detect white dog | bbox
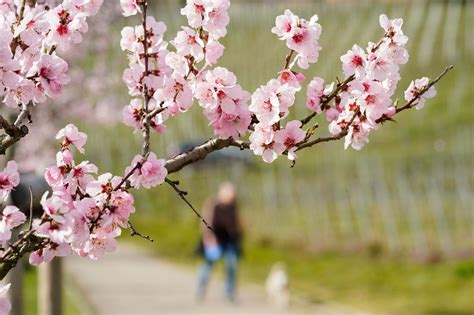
[265,262,290,309]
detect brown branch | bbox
[284,50,294,69]
[128,220,153,242]
[140,1,151,157]
[165,178,213,231]
[0,102,32,155]
[28,186,34,231]
[165,138,236,174]
[0,230,44,280]
[297,108,360,151]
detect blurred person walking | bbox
[196,182,243,302]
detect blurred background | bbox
[10,0,473,314]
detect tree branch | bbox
[165,178,213,231]
[0,102,32,155]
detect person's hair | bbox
[217,182,236,205]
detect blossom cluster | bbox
[0,161,26,255]
[121,0,241,139]
[28,124,166,264]
[324,14,435,150]
[248,10,318,163]
[0,0,103,109]
[272,9,322,69]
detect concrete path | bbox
[66,243,372,315]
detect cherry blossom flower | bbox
[379,14,408,46]
[0,283,11,315]
[249,123,284,163]
[274,120,306,160]
[0,206,26,242]
[126,153,167,189]
[33,54,70,98]
[205,40,225,65]
[404,77,436,110]
[203,0,230,39]
[56,124,87,153]
[278,70,304,90]
[120,0,141,17]
[46,5,88,51]
[0,161,20,201]
[249,79,296,125]
[306,77,326,113]
[161,75,193,115]
[172,27,205,62]
[272,10,321,69]
[340,44,367,78]
[181,0,207,28]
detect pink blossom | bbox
[274,120,306,160]
[272,9,298,39]
[56,149,74,166]
[203,0,230,39]
[0,206,26,242]
[272,10,321,69]
[44,166,64,188]
[379,14,408,45]
[126,153,167,189]
[34,54,70,98]
[165,52,189,77]
[209,97,251,139]
[278,70,304,90]
[82,233,117,260]
[340,44,367,78]
[3,206,26,229]
[181,0,207,28]
[64,161,98,194]
[122,98,144,130]
[249,123,284,163]
[85,173,115,197]
[404,77,436,110]
[172,27,205,62]
[306,77,326,113]
[120,0,141,17]
[46,5,88,51]
[29,242,71,266]
[249,79,296,125]
[161,75,193,115]
[105,191,135,228]
[56,124,87,153]
[0,283,11,315]
[205,40,224,65]
[0,161,20,201]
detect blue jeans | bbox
[197,244,238,301]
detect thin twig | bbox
[165,178,213,231]
[128,220,153,242]
[113,161,142,191]
[297,108,360,151]
[284,50,294,69]
[28,186,33,231]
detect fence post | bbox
[38,258,63,315]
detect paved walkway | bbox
[66,243,371,315]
